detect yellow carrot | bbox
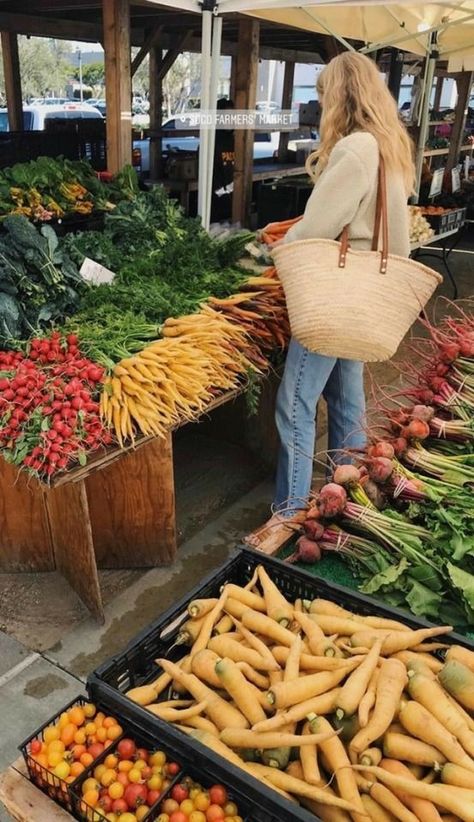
[350,659,408,755]
[252,688,341,733]
[335,638,383,719]
[310,599,409,632]
[358,668,379,729]
[158,658,248,730]
[361,794,398,822]
[191,649,222,688]
[439,659,474,712]
[188,597,218,619]
[293,611,341,657]
[399,700,474,773]
[359,748,383,767]
[271,645,356,671]
[222,584,266,612]
[241,609,303,647]
[382,733,445,767]
[125,684,157,706]
[445,645,474,673]
[380,759,443,822]
[246,763,358,812]
[369,783,418,822]
[230,617,279,669]
[207,635,278,671]
[392,651,442,674]
[179,715,220,736]
[407,671,474,758]
[215,657,267,726]
[220,726,338,750]
[300,721,321,785]
[309,714,366,822]
[441,762,474,789]
[257,565,293,627]
[350,626,453,656]
[267,660,359,710]
[146,701,207,722]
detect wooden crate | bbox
[0,758,74,822]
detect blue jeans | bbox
[274,338,366,514]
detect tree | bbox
[76,61,105,93]
[0,36,71,100]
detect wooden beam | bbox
[155,30,192,84]
[232,18,259,227]
[149,41,163,179]
[277,61,295,162]
[103,0,132,174]
[0,10,103,42]
[131,23,163,76]
[433,75,444,111]
[229,53,237,102]
[446,71,474,178]
[1,32,23,132]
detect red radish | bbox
[368,457,393,484]
[408,419,430,440]
[439,342,460,364]
[286,536,321,564]
[303,519,325,541]
[411,405,435,423]
[333,464,361,486]
[318,483,347,518]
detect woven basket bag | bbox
[272,158,442,362]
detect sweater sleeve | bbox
[284,144,372,244]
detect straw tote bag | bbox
[272,158,442,362]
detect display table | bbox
[0,758,73,822]
[411,226,464,298]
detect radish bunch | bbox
[0,334,113,480]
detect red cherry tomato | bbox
[117,739,137,760]
[135,748,149,763]
[167,762,181,776]
[147,789,161,806]
[99,794,113,813]
[206,805,225,821]
[30,740,42,755]
[87,743,105,760]
[171,784,189,804]
[124,783,148,810]
[209,786,228,807]
[112,798,128,814]
[169,813,188,822]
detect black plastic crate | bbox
[422,206,467,233]
[88,547,474,822]
[158,767,256,822]
[70,725,183,821]
[18,695,99,814]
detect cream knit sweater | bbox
[284,131,410,258]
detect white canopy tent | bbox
[147,0,474,226]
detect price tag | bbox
[429,167,444,199]
[80,257,115,285]
[452,167,461,193]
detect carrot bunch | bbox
[120,565,474,821]
[258,216,303,246]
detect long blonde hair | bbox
[307,52,415,193]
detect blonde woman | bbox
[248,52,414,546]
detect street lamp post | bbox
[77,48,83,102]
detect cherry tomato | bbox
[117,739,137,760]
[171,783,189,803]
[124,783,148,810]
[117,772,130,786]
[167,762,180,776]
[30,739,42,755]
[189,813,207,822]
[162,799,179,815]
[209,786,228,807]
[223,803,238,817]
[169,813,188,822]
[99,794,113,813]
[147,775,162,792]
[147,789,161,806]
[135,748,149,763]
[206,805,225,821]
[111,798,128,815]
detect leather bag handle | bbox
[338,156,388,274]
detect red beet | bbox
[303,519,325,541]
[370,441,395,460]
[408,419,430,441]
[368,457,393,484]
[318,483,347,518]
[392,437,408,458]
[286,536,321,564]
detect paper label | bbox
[452,167,461,193]
[80,257,115,285]
[429,167,444,199]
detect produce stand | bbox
[0,384,274,622]
[411,224,466,297]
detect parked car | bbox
[0,102,104,132]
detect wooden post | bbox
[446,71,474,176]
[232,18,259,227]
[149,42,163,180]
[1,31,23,132]
[387,48,404,102]
[103,0,132,174]
[433,75,444,111]
[277,61,295,162]
[229,53,237,102]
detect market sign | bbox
[80,257,115,285]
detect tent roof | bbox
[215,1,474,70]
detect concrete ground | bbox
[0,241,472,819]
